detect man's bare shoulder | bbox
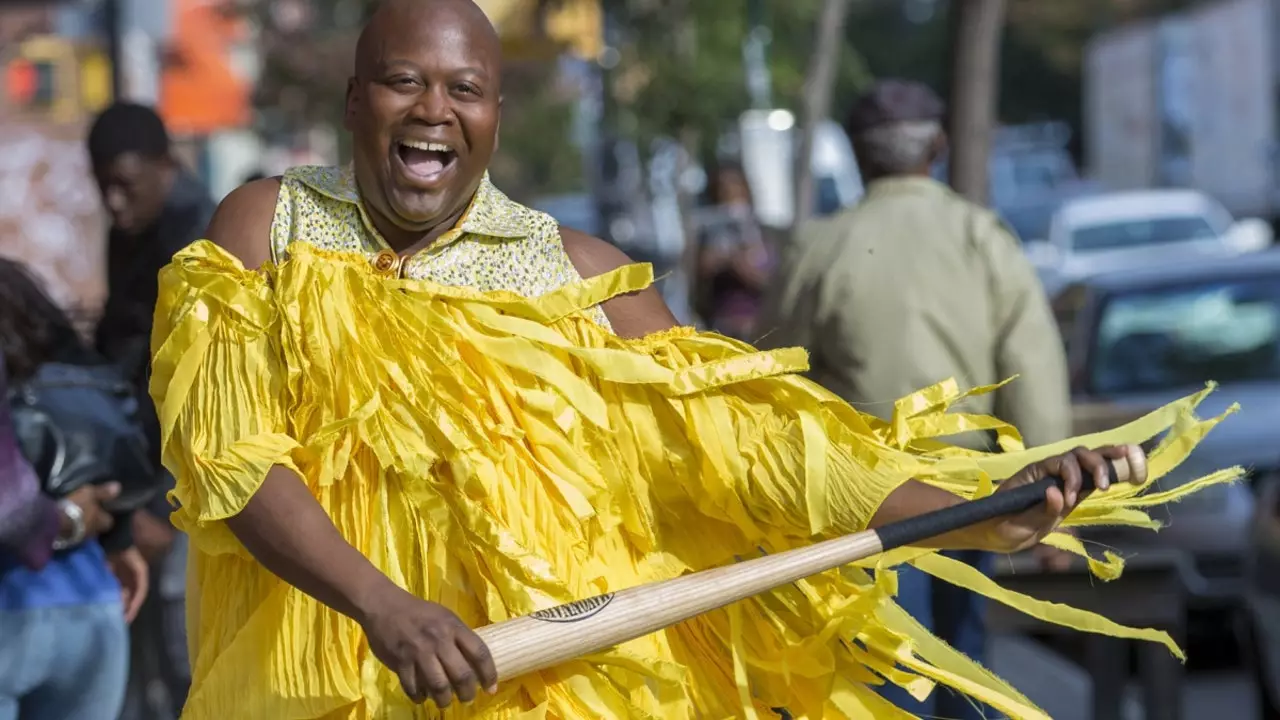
[558,226,679,339]
[205,177,284,269]
[559,226,633,278]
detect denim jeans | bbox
[0,601,129,720]
[876,550,1001,720]
[121,532,190,720]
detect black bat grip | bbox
[874,459,1120,553]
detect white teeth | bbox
[400,139,453,153]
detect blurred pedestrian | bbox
[694,160,775,341]
[0,258,148,720]
[759,79,1072,719]
[87,102,213,718]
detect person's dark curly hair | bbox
[0,258,80,381]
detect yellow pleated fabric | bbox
[152,240,1241,720]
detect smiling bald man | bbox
[147,1,1227,718]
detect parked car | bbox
[1051,252,1280,648]
[1029,189,1273,296]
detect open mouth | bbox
[395,140,458,184]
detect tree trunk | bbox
[793,0,852,231]
[947,0,1007,205]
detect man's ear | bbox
[343,77,359,132]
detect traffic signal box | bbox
[2,36,111,124]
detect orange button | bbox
[372,249,401,276]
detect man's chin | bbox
[388,197,453,231]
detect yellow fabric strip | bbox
[911,553,1185,660]
[828,674,918,719]
[1039,531,1126,581]
[1116,467,1245,507]
[459,301,812,397]
[929,384,1218,483]
[400,256,656,322]
[728,602,761,720]
[876,598,1037,711]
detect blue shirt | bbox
[0,541,120,611]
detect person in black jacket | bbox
[89,103,214,453]
[87,102,213,719]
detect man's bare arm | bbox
[560,227,680,339]
[205,178,280,270]
[204,179,401,621]
[867,480,987,548]
[199,183,497,703]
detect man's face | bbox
[345,7,501,236]
[93,152,173,236]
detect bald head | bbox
[356,0,502,80]
[344,0,505,247]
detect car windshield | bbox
[1090,277,1280,394]
[1070,214,1219,252]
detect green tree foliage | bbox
[613,0,871,153]
[487,60,585,199]
[249,0,368,158]
[842,0,1211,158]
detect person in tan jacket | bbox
[759,80,1072,720]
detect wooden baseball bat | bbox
[475,452,1141,681]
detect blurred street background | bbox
[4,0,1280,718]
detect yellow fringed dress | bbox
[151,236,1239,720]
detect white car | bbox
[1024,189,1273,295]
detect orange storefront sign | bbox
[159,0,251,135]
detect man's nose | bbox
[409,85,453,125]
[105,188,129,214]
